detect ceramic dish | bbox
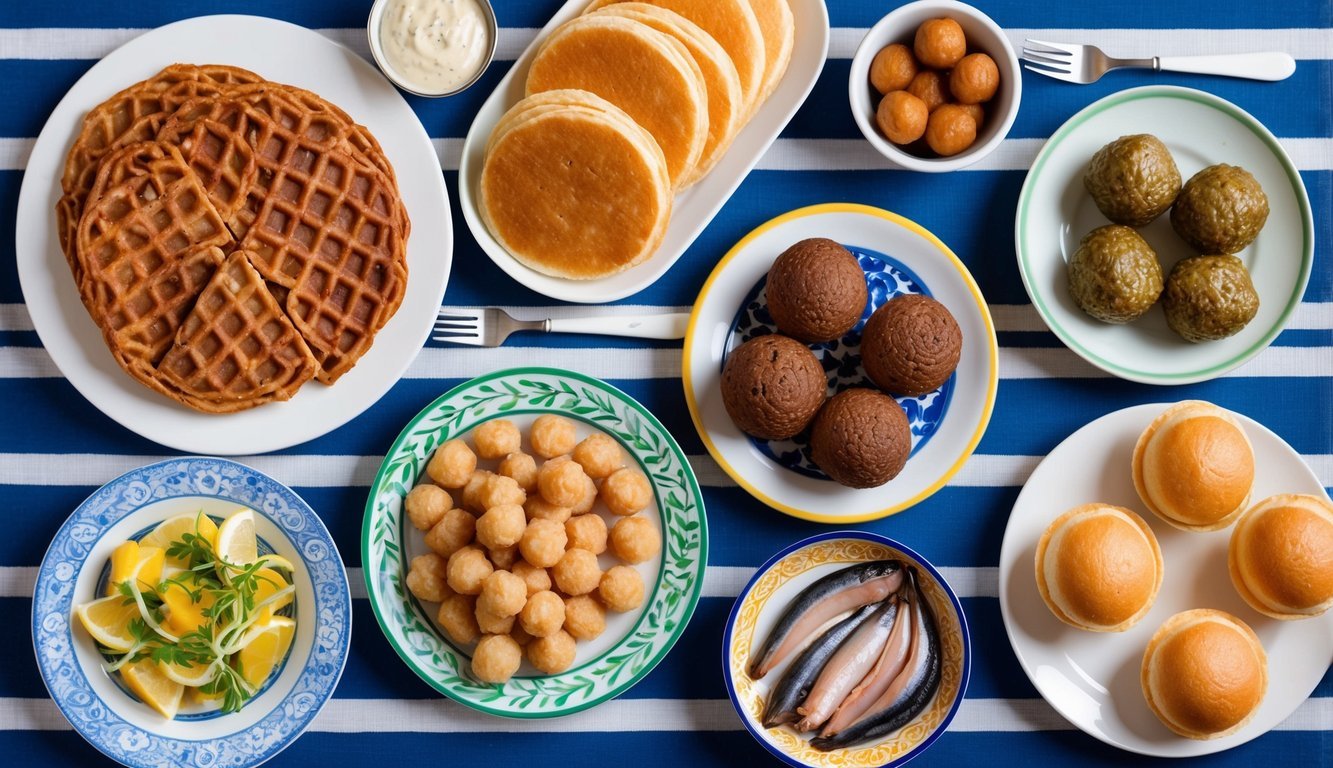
[362,367,707,717]
[998,403,1333,757]
[15,15,452,455]
[723,531,970,768]
[457,0,830,303]
[366,0,498,97]
[849,0,1021,172]
[683,203,998,523]
[31,457,351,768]
[1015,86,1313,385]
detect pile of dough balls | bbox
[869,17,1000,157]
[402,415,662,684]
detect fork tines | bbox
[433,312,483,343]
[1021,38,1076,79]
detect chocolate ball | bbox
[720,334,826,440]
[861,294,962,397]
[765,238,869,343]
[809,388,911,489]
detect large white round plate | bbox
[15,15,452,454]
[683,204,998,523]
[32,457,352,768]
[1015,86,1313,385]
[998,403,1333,757]
[458,0,829,303]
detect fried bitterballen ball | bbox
[602,468,652,516]
[925,104,977,156]
[530,414,577,459]
[461,470,495,513]
[906,70,948,113]
[528,629,577,674]
[563,594,607,640]
[569,474,599,516]
[475,604,515,635]
[497,452,538,492]
[914,17,966,68]
[950,52,998,104]
[478,473,526,510]
[519,590,566,637]
[406,553,451,603]
[876,90,929,145]
[474,419,521,460]
[538,456,592,508]
[610,516,661,564]
[425,508,476,558]
[406,484,451,531]
[599,565,646,613]
[478,570,527,618]
[572,432,623,479]
[476,503,526,550]
[436,594,480,645]
[524,495,572,523]
[565,514,608,554]
[488,544,518,570]
[520,518,568,568]
[513,560,552,596]
[870,43,917,94]
[427,439,476,488]
[446,546,493,595]
[552,548,603,596]
[472,633,522,683]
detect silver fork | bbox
[433,307,690,346]
[1021,39,1295,84]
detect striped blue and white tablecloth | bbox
[2,1,1329,765]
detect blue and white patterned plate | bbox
[31,457,351,768]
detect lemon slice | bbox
[106,541,165,596]
[253,567,293,621]
[142,513,219,568]
[73,595,141,652]
[121,659,184,719]
[235,616,296,690]
[162,657,216,687]
[161,572,218,636]
[215,509,258,566]
[255,554,296,572]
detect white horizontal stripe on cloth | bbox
[6,136,1333,173]
[4,303,1333,334]
[0,453,1327,490]
[1,27,1330,61]
[0,695,1328,732]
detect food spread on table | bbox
[16,1,1329,767]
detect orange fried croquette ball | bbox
[527,629,577,674]
[513,560,552,596]
[925,104,978,156]
[538,456,591,508]
[571,432,623,479]
[565,514,608,554]
[472,633,522,683]
[488,544,518,570]
[446,546,493,595]
[436,593,480,645]
[876,91,929,145]
[426,439,476,488]
[519,589,566,637]
[530,414,578,459]
[425,508,476,559]
[478,473,526,510]
[406,553,451,603]
[552,548,603,596]
[406,484,451,531]
[950,52,999,104]
[914,17,966,68]
[461,469,494,513]
[475,603,515,635]
[959,102,984,127]
[524,495,572,523]
[473,418,522,459]
[478,570,528,618]
[870,43,917,94]
[476,503,526,550]
[601,467,652,516]
[520,518,568,568]
[563,594,607,640]
[599,565,646,613]
[609,516,661,564]
[906,70,949,113]
[497,452,538,492]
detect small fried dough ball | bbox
[405,484,451,531]
[959,102,984,126]
[925,104,977,157]
[479,473,526,510]
[565,514,608,554]
[599,565,646,613]
[488,544,518,570]
[475,604,515,635]
[876,91,929,145]
[520,518,568,568]
[950,53,999,104]
[870,43,917,94]
[406,553,451,603]
[513,560,552,596]
[425,508,476,559]
[572,432,623,479]
[914,17,966,68]
[472,634,522,683]
[602,468,652,516]
[539,456,592,508]
[563,595,607,640]
[610,516,661,565]
[461,470,494,513]
[426,439,476,488]
[473,419,521,460]
[478,570,527,618]
[497,452,538,492]
[906,70,948,113]
[476,503,527,550]
[569,474,598,515]
[436,593,480,646]
[552,548,603,596]
[519,590,566,637]
[510,623,534,646]
[530,415,577,459]
[446,546,493,595]
[524,495,572,523]
[528,629,577,674]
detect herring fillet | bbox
[819,587,915,736]
[761,603,879,728]
[793,599,901,732]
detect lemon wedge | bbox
[161,572,218,636]
[253,567,293,621]
[106,541,165,597]
[161,657,216,688]
[142,513,219,568]
[235,616,296,690]
[121,659,184,719]
[215,509,258,566]
[73,594,141,652]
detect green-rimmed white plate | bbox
[362,367,707,717]
[1015,86,1313,385]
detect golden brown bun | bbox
[1141,609,1266,739]
[1034,504,1163,632]
[1132,401,1254,531]
[1229,494,1333,620]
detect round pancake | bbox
[747,0,795,104]
[585,0,765,115]
[481,102,671,279]
[487,88,664,171]
[588,3,742,187]
[526,15,708,189]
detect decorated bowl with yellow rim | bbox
[723,531,970,767]
[683,203,998,523]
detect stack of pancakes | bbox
[480,0,794,280]
[58,64,409,413]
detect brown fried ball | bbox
[446,546,493,595]
[488,544,518,570]
[476,503,527,550]
[497,452,538,492]
[552,548,603,596]
[424,508,476,559]
[528,629,577,674]
[436,594,480,645]
[569,474,599,516]
[520,518,568,568]
[426,439,476,488]
[571,432,624,479]
[474,603,515,635]
[530,414,578,459]
[478,473,526,510]
[914,17,966,68]
[406,553,452,603]
[460,470,495,513]
[565,514,608,554]
[609,516,661,565]
[599,565,646,613]
[513,560,552,596]
[876,91,929,145]
[602,468,653,516]
[473,419,521,460]
[906,70,949,113]
[472,634,522,683]
[524,495,573,523]
[563,594,607,640]
[405,484,451,531]
[478,570,527,618]
[519,590,566,638]
[959,102,984,127]
[538,456,592,508]
[950,52,999,104]
[870,43,918,94]
[510,623,534,646]
[925,104,977,156]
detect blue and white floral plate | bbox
[684,204,999,523]
[31,457,351,768]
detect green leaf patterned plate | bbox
[362,367,708,717]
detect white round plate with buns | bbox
[998,403,1332,756]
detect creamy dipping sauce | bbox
[378,0,491,94]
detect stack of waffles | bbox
[59,63,410,413]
